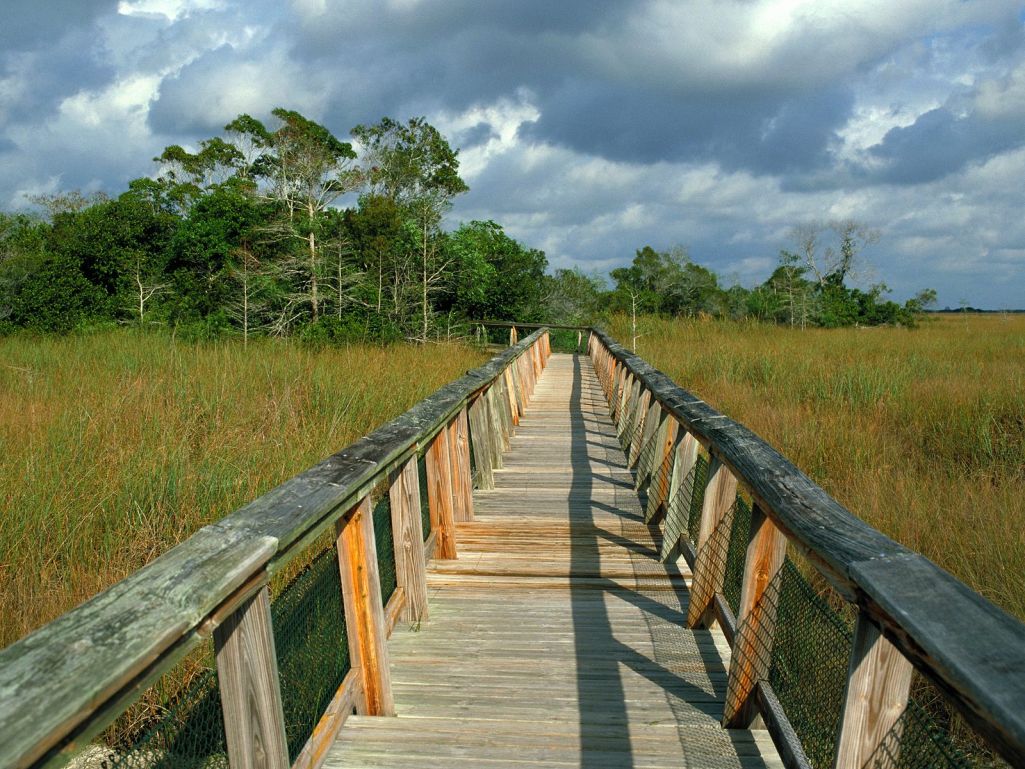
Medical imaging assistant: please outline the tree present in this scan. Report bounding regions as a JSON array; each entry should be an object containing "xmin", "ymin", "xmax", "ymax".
[
  {"xmin": 791, "ymin": 220, "xmax": 879, "ymax": 290},
  {"xmin": 258, "ymin": 109, "xmax": 361, "ymax": 325},
  {"xmin": 352, "ymin": 117, "xmax": 468, "ymax": 340},
  {"xmin": 446, "ymin": 220, "xmax": 547, "ymax": 322},
  {"xmin": 344, "ymin": 194, "xmax": 404, "ymax": 316},
  {"xmin": 543, "ymin": 268, "xmax": 606, "ymax": 325}
]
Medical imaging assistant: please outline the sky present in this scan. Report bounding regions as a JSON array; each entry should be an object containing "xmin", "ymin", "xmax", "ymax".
[{"xmin": 2, "ymin": 1, "xmax": 1025, "ymax": 308}]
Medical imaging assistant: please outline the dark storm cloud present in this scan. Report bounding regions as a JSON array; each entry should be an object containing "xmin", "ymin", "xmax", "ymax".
[
  {"xmin": 279, "ymin": 0, "xmax": 862, "ymax": 177},
  {"xmin": 0, "ymin": 27, "xmax": 116, "ymax": 127},
  {"xmin": 521, "ymin": 81, "xmax": 854, "ymax": 172},
  {"xmin": 869, "ymin": 105, "xmax": 1025, "ymax": 184},
  {"xmin": 0, "ymin": 0, "xmax": 115, "ymax": 51}
]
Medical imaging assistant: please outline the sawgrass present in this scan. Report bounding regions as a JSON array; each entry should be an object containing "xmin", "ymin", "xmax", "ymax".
[
  {"xmin": 0, "ymin": 330, "xmax": 486, "ymax": 649},
  {"xmin": 610, "ymin": 312, "xmax": 1025, "ymax": 622}
]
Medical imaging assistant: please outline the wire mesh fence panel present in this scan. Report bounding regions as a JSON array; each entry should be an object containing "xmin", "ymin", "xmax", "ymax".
[
  {"xmin": 722, "ymin": 496, "xmax": 754, "ymax": 615},
  {"xmin": 870, "ymin": 698, "xmax": 982, "ymax": 769},
  {"xmin": 686, "ymin": 454, "xmax": 710, "ymax": 546},
  {"xmin": 660, "ymin": 460, "xmax": 700, "ymax": 560},
  {"xmin": 270, "ymin": 542, "xmax": 350, "ymax": 763},
  {"xmin": 99, "ymin": 642, "xmax": 226, "ymax": 769},
  {"xmin": 418, "ymin": 452, "xmax": 431, "ymax": 541},
  {"xmin": 635, "ymin": 426, "xmax": 662, "ymax": 489},
  {"xmin": 373, "ymin": 493, "xmax": 397, "ymax": 607},
  {"xmin": 766, "ymin": 558, "xmax": 854, "ymax": 769}
]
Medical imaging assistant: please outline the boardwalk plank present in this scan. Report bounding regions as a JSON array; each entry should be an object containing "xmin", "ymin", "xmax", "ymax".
[{"xmin": 326, "ymin": 353, "xmax": 782, "ymax": 769}]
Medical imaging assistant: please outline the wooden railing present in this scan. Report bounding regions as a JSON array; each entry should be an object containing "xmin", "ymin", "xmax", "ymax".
[
  {"xmin": 473, "ymin": 321, "xmax": 588, "ymax": 351},
  {"xmin": 586, "ymin": 328, "xmax": 1025, "ymax": 769},
  {"xmin": 0, "ymin": 329, "xmax": 553, "ymax": 769}
]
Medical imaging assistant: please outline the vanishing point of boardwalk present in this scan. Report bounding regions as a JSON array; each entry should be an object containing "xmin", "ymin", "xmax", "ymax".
[{"xmin": 328, "ymin": 354, "xmax": 783, "ymax": 769}]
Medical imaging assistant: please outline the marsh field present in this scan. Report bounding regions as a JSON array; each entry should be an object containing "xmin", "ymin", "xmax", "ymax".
[
  {"xmin": 0, "ymin": 333, "xmax": 487, "ymax": 649},
  {"xmin": 608, "ymin": 312, "xmax": 1025, "ymax": 623},
  {"xmin": 2, "ymin": 313, "xmax": 1023, "ymax": 651}
]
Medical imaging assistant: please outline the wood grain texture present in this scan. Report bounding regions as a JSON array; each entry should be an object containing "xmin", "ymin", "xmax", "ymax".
[
  {"xmin": 337, "ymin": 498, "xmax": 395, "ymax": 717},
  {"xmin": 723, "ymin": 504, "xmax": 788, "ymax": 727},
  {"xmin": 659, "ymin": 432, "xmax": 699, "ymax": 562},
  {"xmin": 388, "ymin": 458, "xmax": 428, "ymax": 624},
  {"xmin": 503, "ymin": 368, "xmax": 519, "ymax": 426},
  {"xmin": 213, "ymin": 586, "xmax": 289, "ymax": 769},
  {"xmin": 833, "ymin": 613, "xmax": 913, "ymax": 769},
  {"xmin": 634, "ymin": 402, "xmax": 664, "ymax": 488},
  {"xmin": 644, "ymin": 418, "xmax": 680, "ymax": 523},
  {"xmin": 591, "ymin": 329, "xmax": 1025, "ymax": 765},
  {"xmin": 325, "ymin": 353, "xmax": 781, "ymax": 769},
  {"xmin": 484, "ymin": 386, "xmax": 505, "ymax": 469},
  {"xmin": 290, "ymin": 669, "xmax": 363, "ymax": 769},
  {"xmin": 448, "ymin": 410, "xmax": 475, "ymax": 523},
  {"xmin": 687, "ymin": 457, "xmax": 739, "ymax": 628},
  {"xmin": 466, "ymin": 395, "xmax": 494, "ymax": 491},
  {"xmin": 425, "ymin": 430, "xmax": 457, "ymax": 560}
]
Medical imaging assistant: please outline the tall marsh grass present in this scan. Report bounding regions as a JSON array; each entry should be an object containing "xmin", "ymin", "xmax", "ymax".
[
  {"xmin": 610, "ymin": 313, "xmax": 1025, "ymax": 621},
  {"xmin": 0, "ymin": 330, "xmax": 486, "ymax": 649}
]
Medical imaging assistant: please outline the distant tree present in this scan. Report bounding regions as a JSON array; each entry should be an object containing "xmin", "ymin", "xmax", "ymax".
[
  {"xmin": 352, "ymin": 116, "xmax": 468, "ymax": 340},
  {"xmin": 543, "ymin": 268, "xmax": 606, "ymax": 325},
  {"xmin": 446, "ymin": 220, "xmax": 547, "ymax": 322}
]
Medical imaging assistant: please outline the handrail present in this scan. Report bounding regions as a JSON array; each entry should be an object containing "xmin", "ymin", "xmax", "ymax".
[
  {"xmin": 0, "ymin": 328, "xmax": 551, "ymax": 769},
  {"xmin": 587, "ymin": 327, "xmax": 1025, "ymax": 767}
]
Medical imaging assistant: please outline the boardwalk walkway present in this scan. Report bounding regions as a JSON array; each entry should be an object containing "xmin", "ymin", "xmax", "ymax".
[{"xmin": 327, "ymin": 354, "xmax": 783, "ymax": 769}]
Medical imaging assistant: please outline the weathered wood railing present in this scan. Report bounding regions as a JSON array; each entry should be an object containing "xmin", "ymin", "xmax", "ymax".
[
  {"xmin": 0, "ymin": 329, "xmax": 552, "ymax": 769},
  {"xmin": 474, "ymin": 320, "xmax": 588, "ymax": 352},
  {"xmin": 586, "ymin": 328, "xmax": 1025, "ymax": 769}
]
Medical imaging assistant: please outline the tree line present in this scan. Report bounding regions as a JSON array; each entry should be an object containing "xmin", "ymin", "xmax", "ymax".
[
  {"xmin": 0, "ymin": 108, "xmax": 934, "ymax": 340},
  {"xmin": 0, "ymin": 111, "xmax": 547, "ymax": 341}
]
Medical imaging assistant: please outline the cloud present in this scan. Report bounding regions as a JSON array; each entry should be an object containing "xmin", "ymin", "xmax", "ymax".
[
  {"xmin": 148, "ymin": 42, "xmax": 329, "ymax": 136},
  {"xmin": 1, "ymin": 0, "xmax": 1024, "ymax": 307}
]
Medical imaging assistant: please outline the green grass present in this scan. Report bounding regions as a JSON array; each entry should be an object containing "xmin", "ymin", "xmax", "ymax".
[
  {"xmin": 0, "ymin": 330, "xmax": 486, "ymax": 649},
  {"xmin": 609, "ymin": 313, "xmax": 1025, "ymax": 621}
]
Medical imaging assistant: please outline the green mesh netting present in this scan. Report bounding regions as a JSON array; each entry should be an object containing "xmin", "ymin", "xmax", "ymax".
[
  {"xmin": 660, "ymin": 458, "xmax": 701, "ymax": 560},
  {"xmin": 764, "ymin": 559, "xmax": 853, "ymax": 769},
  {"xmin": 635, "ymin": 422, "xmax": 662, "ymax": 488},
  {"xmin": 686, "ymin": 454, "xmax": 710, "ymax": 546},
  {"xmin": 271, "ymin": 546, "xmax": 350, "ymax": 762},
  {"xmin": 645, "ymin": 443, "xmax": 675, "ymax": 519},
  {"xmin": 722, "ymin": 496, "xmax": 753, "ymax": 615},
  {"xmin": 869, "ymin": 697, "xmax": 979, "ymax": 769},
  {"xmin": 373, "ymin": 494, "xmax": 397, "ymax": 606},
  {"xmin": 101, "ymin": 643, "xmax": 226, "ymax": 769},
  {"xmin": 417, "ymin": 452, "xmax": 431, "ymax": 541}
]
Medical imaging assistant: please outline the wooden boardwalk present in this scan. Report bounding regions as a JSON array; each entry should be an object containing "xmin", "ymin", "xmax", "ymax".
[{"xmin": 326, "ymin": 354, "xmax": 783, "ymax": 769}]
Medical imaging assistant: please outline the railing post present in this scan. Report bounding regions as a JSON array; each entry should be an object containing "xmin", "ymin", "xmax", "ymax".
[
  {"xmin": 503, "ymin": 368, "xmax": 520, "ymax": 426},
  {"xmin": 722, "ymin": 503, "xmax": 788, "ymax": 727},
  {"xmin": 617, "ymin": 375, "xmax": 637, "ymax": 439},
  {"xmin": 214, "ymin": 586, "xmax": 290, "ymax": 769},
  {"xmin": 484, "ymin": 386, "xmax": 505, "ymax": 467},
  {"xmin": 628, "ymin": 388, "xmax": 651, "ymax": 465},
  {"xmin": 388, "ymin": 456, "xmax": 429, "ymax": 623},
  {"xmin": 634, "ymin": 401, "xmax": 664, "ymax": 484},
  {"xmin": 644, "ymin": 417, "xmax": 680, "ymax": 522},
  {"xmin": 510, "ymin": 326, "xmax": 518, "ymax": 346},
  {"xmin": 467, "ymin": 392, "xmax": 494, "ymax": 490},
  {"xmin": 425, "ymin": 427, "xmax": 458, "ymax": 559},
  {"xmin": 494, "ymin": 377, "xmax": 513, "ymax": 449},
  {"xmin": 833, "ymin": 613, "xmax": 914, "ymax": 769},
  {"xmin": 509, "ymin": 356, "xmax": 527, "ymax": 416},
  {"xmin": 448, "ymin": 408, "xmax": 475, "ymax": 522},
  {"xmin": 660, "ymin": 432, "xmax": 699, "ymax": 562},
  {"xmin": 686, "ymin": 456, "xmax": 740, "ymax": 628},
  {"xmin": 336, "ymin": 497, "xmax": 395, "ymax": 716}
]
